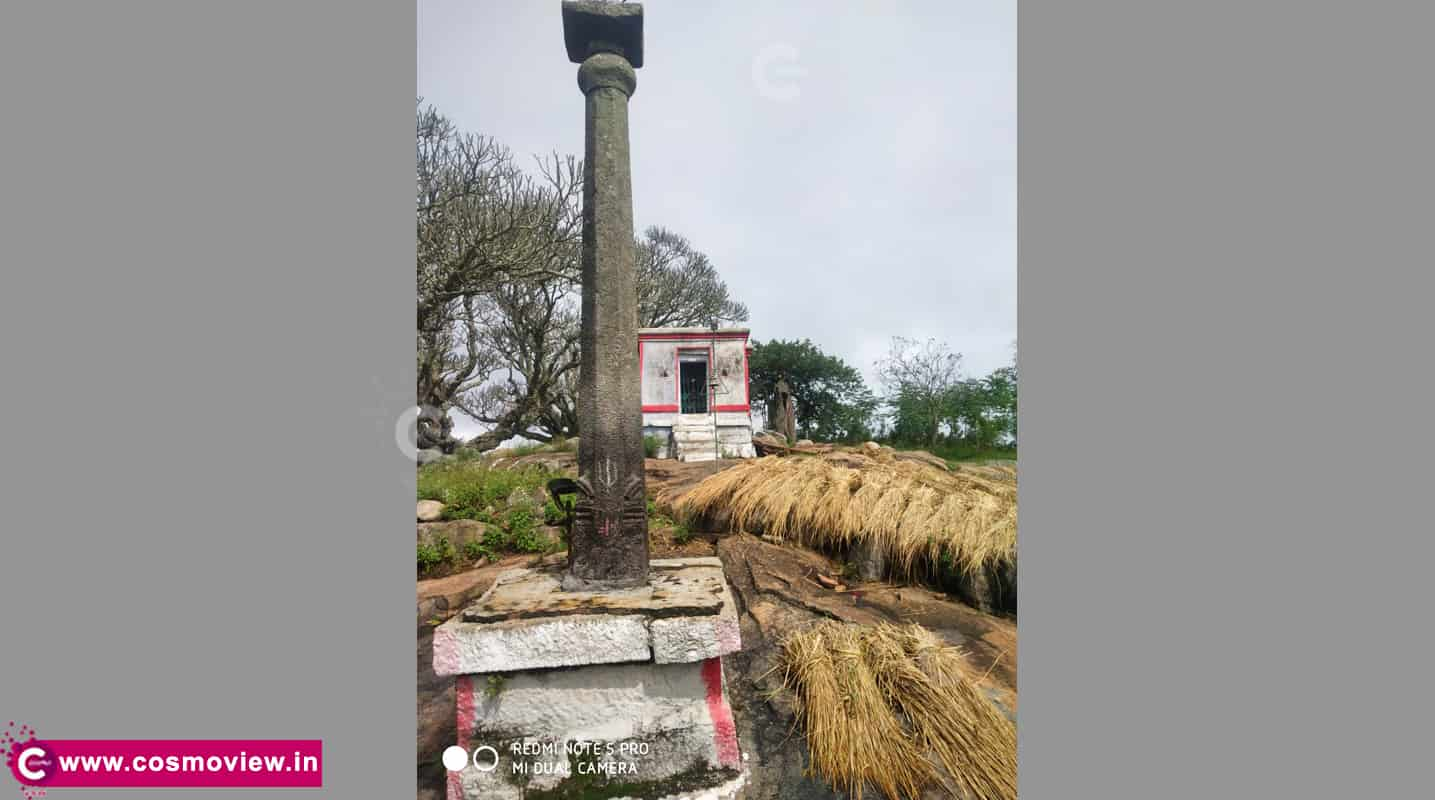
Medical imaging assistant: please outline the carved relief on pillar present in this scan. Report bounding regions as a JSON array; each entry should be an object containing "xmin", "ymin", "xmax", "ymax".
[{"xmin": 568, "ymin": 460, "xmax": 645, "ymax": 542}]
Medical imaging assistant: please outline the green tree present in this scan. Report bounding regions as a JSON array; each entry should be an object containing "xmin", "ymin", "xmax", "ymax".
[
  {"xmin": 749, "ymin": 339, "xmax": 876, "ymax": 443},
  {"xmin": 982, "ymin": 362, "xmax": 1017, "ymax": 447},
  {"xmin": 934, "ymin": 356, "xmax": 1016, "ymax": 450},
  {"xmin": 876, "ymin": 337, "xmax": 963, "ymax": 449}
]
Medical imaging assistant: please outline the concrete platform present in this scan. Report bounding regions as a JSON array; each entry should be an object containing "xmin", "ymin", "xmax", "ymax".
[
  {"xmin": 435, "ymin": 557, "xmax": 746, "ymax": 800},
  {"xmin": 433, "ymin": 558, "xmax": 741, "ymax": 675},
  {"xmin": 446, "ymin": 657, "xmax": 742, "ymax": 800}
]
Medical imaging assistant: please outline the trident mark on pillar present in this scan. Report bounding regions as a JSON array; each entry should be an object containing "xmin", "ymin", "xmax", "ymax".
[{"xmin": 597, "ymin": 457, "xmax": 617, "ymax": 493}]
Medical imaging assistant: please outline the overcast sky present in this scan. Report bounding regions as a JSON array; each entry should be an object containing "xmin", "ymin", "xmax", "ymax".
[{"xmin": 418, "ymin": 0, "xmax": 1015, "ymax": 438}]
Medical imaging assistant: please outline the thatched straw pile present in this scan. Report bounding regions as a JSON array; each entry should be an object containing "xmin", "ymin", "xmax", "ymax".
[
  {"xmin": 667, "ymin": 453, "xmax": 1016, "ymax": 576},
  {"xmin": 776, "ymin": 621, "xmax": 1017, "ymax": 800}
]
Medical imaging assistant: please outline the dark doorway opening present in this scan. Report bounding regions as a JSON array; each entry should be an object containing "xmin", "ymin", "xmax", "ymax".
[{"xmin": 679, "ymin": 359, "xmax": 709, "ymax": 414}]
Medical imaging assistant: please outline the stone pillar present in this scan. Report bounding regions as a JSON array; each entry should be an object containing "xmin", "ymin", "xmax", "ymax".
[
  {"xmin": 563, "ymin": 1, "xmax": 648, "ymax": 590},
  {"xmin": 431, "ymin": 11, "xmax": 748, "ymax": 798}
]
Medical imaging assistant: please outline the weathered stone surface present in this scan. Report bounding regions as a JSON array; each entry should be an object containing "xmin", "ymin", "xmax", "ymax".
[
  {"xmin": 416, "ymin": 558, "xmax": 511, "ymax": 626},
  {"xmin": 651, "ymin": 613, "xmax": 743, "ymax": 665},
  {"xmin": 851, "ymin": 536, "xmax": 887, "ymax": 582},
  {"xmin": 449, "ymin": 656, "xmax": 740, "ymax": 800},
  {"xmin": 433, "ymin": 613, "xmax": 651, "ymax": 675},
  {"xmin": 433, "ymin": 557, "xmax": 740, "ymax": 674},
  {"xmin": 417, "ymin": 519, "xmax": 486, "ymax": 551},
  {"xmin": 462, "ymin": 560, "xmax": 726, "ymax": 623},
  {"xmin": 416, "ymin": 447, "xmax": 444, "ymax": 465},
  {"xmin": 564, "ymin": 0, "xmax": 649, "ymax": 591},
  {"xmin": 562, "ymin": 0, "xmax": 644, "ymax": 68},
  {"xmin": 417, "ymin": 499, "xmax": 445, "ymax": 522}
]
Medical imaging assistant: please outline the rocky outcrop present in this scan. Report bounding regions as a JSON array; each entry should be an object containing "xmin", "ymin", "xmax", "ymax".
[{"xmin": 892, "ymin": 449, "xmax": 951, "ymax": 472}]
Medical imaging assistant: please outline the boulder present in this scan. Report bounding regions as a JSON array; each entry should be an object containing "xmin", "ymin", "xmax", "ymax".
[
  {"xmin": 862, "ymin": 441, "xmax": 881, "ymax": 453},
  {"xmin": 851, "ymin": 537, "xmax": 888, "ymax": 582},
  {"xmin": 417, "ymin": 520, "xmax": 487, "ymax": 551},
  {"xmin": 417, "ymin": 500, "xmax": 445, "ymax": 522},
  {"xmin": 893, "ymin": 449, "xmax": 951, "ymax": 472},
  {"xmin": 416, "ymin": 448, "xmax": 444, "ymax": 466},
  {"xmin": 795, "ymin": 438, "xmax": 814, "ymax": 446},
  {"xmin": 416, "ymin": 560, "xmax": 504, "ymax": 625},
  {"xmin": 752, "ymin": 430, "xmax": 788, "ymax": 453}
]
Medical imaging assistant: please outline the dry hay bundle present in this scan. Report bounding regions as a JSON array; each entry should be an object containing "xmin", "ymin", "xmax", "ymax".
[
  {"xmin": 776, "ymin": 621, "xmax": 1017, "ymax": 800},
  {"xmin": 670, "ymin": 452, "xmax": 1016, "ymax": 576}
]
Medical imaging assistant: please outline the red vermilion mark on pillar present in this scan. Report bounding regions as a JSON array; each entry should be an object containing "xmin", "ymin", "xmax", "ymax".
[
  {"xmin": 448, "ymin": 675, "xmax": 476, "ymax": 800},
  {"xmin": 701, "ymin": 657, "xmax": 740, "ymax": 768}
]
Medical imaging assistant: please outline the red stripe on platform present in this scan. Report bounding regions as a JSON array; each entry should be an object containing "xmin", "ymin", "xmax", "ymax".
[
  {"xmin": 449, "ymin": 675, "xmax": 475, "ymax": 800},
  {"xmin": 700, "ymin": 657, "xmax": 740, "ymax": 768}
]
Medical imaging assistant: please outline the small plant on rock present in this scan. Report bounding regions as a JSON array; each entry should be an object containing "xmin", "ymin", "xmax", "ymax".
[
  {"xmin": 542, "ymin": 498, "xmax": 565, "ymax": 526},
  {"xmin": 462, "ymin": 539, "xmax": 490, "ymax": 562},
  {"xmin": 417, "ymin": 536, "xmax": 456, "ymax": 573},
  {"xmin": 484, "ymin": 674, "xmax": 508, "ymax": 699},
  {"xmin": 506, "ymin": 507, "xmax": 551, "ymax": 553},
  {"xmin": 671, "ymin": 522, "xmax": 693, "ymax": 546}
]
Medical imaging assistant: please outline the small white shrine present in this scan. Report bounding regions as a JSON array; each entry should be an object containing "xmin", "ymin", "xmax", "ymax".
[{"xmin": 638, "ymin": 327, "xmax": 757, "ymax": 461}]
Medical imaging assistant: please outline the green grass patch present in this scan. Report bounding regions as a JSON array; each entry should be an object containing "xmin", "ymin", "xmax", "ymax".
[
  {"xmin": 670, "ymin": 520, "xmax": 692, "ymax": 545},
  {"xmin": 418, "ymin": 460, "xmax": 557, "ymax": 520},
  {"xmin": 542, "ymin": 498, "xmax": 565, "ymax": 526},
  {"xmin": 645, "ymin": 498, "xmax": 694, "ymax": 546},
  {"xmin": 505, "ymin": 507, "xmax": 553, "ymax": 554},
  {"xmin": 417, "ymin": 536, "xmax": 456, "ymax": 574},
  {"xmin": 417, "ymin": 460, "xmax": 568, "ymax": 572},
  {"xmin": 462, "ymin": 538, "xmax": 488, "ymax": 562}
]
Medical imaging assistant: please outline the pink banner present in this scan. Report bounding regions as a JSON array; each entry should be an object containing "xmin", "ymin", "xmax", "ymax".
[{"xmin": 7, "ymin": 739, "xmax": 322, "ymax": 788}]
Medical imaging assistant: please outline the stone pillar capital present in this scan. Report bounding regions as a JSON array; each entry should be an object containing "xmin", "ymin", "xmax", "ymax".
[
  {"xmin": 577, "ymin": 51, "xmax": 637, "ymax": 97},
  {"xmin": 563, "ymin": 1, "xmax": 644, "ymax": 66}
]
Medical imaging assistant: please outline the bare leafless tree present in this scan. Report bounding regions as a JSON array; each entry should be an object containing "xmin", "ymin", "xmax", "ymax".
[
  {"xmin": 455, "ymin": 275, "xmax": 581, "ymax": 447},
  {"xmin": 415, "ymin": 103, "xmax": 581, "ymax": 449},
  {"xmin": 636, "ymin": 227, "xmax": 748, "ymax": 328},
  {"xmin": 415, "ymin": 106, "xmax": 749, "ymax": 452}
]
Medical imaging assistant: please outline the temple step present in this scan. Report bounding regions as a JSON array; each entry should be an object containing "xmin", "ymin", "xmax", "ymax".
[{"xmin": 673, "ymin": 416, "xmax": 720, "ymax": 461}]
